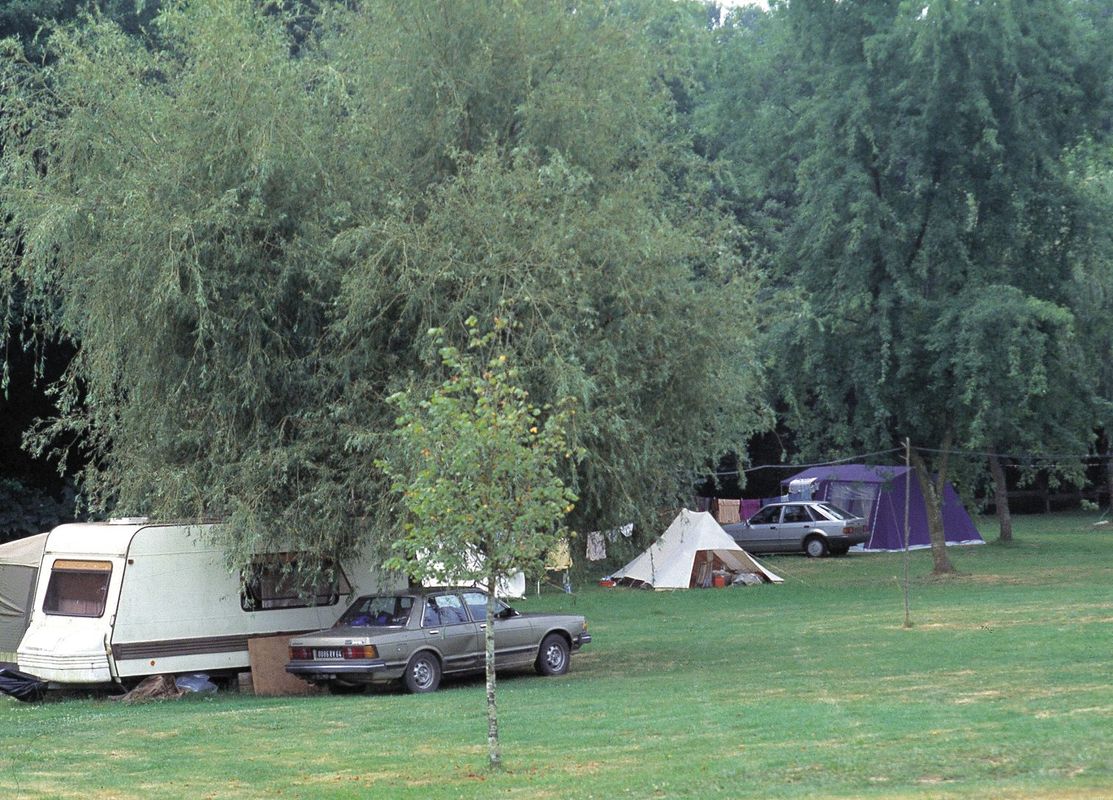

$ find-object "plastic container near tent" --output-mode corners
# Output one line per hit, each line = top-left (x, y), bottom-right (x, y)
(0, 533), (48, 668)
(780, 465), (983, 551)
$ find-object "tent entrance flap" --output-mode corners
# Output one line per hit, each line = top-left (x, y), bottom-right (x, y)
(0, 533), (49, 666)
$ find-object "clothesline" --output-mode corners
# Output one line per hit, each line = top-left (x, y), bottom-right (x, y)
(704, 448), (902, 479)
(702, 444), (1112, 481)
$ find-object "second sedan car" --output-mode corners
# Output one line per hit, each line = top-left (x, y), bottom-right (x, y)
(285, 587), (591, 694)
(722, 501), (868, 557)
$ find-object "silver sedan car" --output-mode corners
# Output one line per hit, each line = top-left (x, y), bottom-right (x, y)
(722, 501), (868, 557)
(286, 587), (591, 694)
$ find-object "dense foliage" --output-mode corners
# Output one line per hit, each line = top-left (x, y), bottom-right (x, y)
(1, 0), (765, 566)
(703, 0), (1113, 562)
(2, 0), (1112, 573)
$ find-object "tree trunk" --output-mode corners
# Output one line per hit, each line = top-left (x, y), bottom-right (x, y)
(910, 439), (956, 575)
(989, 452), (1013, 543)
(1105, 437), (1113, 512)
(485, 575), (501, 771)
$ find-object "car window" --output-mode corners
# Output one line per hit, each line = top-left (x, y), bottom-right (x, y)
(461, 591), (511, 621)
(462, 591), (489, 621)
(749, 506), (781, 525)
(782, 505), (810, 523)
(815, 503), (852, 520)
(422, 593), (469, 627)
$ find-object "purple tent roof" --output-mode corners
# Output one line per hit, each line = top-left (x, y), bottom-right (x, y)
(783, 464), (909, 487)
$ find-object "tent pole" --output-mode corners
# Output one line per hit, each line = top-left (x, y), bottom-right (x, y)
(903, 438), (913, 628)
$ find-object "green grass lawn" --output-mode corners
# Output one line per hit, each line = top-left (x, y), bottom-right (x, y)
(3, 512), (1113, 799)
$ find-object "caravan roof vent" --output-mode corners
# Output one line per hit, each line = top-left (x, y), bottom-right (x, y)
(107, 516), (150, 526)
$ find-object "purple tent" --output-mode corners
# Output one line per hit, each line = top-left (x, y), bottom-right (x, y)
(782, 464), (984, 551)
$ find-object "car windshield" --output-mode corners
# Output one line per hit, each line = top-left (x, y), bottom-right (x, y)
(814, 503), (854, 520)
(336, 595), (414, 627)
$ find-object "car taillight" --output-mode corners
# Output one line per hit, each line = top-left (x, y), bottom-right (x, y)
(343, 645), (378, 659)
(289, 646), (312, 660)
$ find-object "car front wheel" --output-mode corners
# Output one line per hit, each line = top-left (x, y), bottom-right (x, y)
(804, 536), (829, 558)
(535, 633), (570, 676)
(404, 652), (442, 693)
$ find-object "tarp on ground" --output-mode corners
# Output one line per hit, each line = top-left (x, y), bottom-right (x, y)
(0, 533), (48, 667)
(782, 465), (983, 551)
(0, 667), (47, 702)
(611, 510), (783, 590)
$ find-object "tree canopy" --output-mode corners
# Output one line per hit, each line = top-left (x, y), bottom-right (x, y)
(4, 0), (1113, 577)
(1, 0), (766, 565)
(702, 0), (1111, 564)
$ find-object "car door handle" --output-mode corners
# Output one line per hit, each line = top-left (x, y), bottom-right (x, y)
(427, 629), (441, 635)
(479, 624), (486, 629)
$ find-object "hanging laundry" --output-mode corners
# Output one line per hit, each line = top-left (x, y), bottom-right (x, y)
(740, 498), (762, 520)
(586, 531), (607, 561)
(715, 499), (741, 525)
(606, 522), (634, 541)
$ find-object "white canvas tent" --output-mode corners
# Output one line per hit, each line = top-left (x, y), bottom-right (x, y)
(0, 533), (48, 666)
(611, 510), (782, 590)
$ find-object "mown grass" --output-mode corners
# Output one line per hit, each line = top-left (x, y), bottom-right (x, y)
(2, 512), (1113, 799)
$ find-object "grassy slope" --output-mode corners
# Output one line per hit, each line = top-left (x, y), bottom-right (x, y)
(2, 513), (1112, 799)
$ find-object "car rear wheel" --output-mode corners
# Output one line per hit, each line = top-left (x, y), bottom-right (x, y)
(535, 633), (570, 676)
(804, 536), (829, 558)
(404, 651), (442, 693)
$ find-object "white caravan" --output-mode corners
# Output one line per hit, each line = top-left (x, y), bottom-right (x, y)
(17, 519), (401, 686)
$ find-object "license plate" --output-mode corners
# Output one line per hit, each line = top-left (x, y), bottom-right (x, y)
(315, 648), (343, 660)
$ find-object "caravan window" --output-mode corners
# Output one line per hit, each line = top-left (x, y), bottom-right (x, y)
(44, 559), (113, 618)
(240, 554), (351, 611)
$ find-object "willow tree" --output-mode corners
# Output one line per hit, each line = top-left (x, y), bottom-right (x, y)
(1, 0), (766, 570)
(727, 0), (1109, 570)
